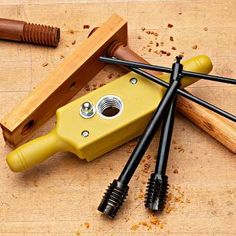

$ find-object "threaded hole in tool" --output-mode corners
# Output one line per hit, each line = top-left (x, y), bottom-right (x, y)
(21, 120), (35, 136)
(96, 95), (123, 119)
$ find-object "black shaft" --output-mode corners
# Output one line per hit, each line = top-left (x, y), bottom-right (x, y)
(118, 59), (183, 185)
(99, 56), (236, 85)
(129, 67), (236, 122)
(155, 98), (177, 174)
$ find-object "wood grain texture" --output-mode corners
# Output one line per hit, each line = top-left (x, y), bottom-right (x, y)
(0, 1), (235, 235)
(0, 14), (127, 147)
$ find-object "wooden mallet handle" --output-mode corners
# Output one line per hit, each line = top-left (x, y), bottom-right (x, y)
(107, 43), (236, 153)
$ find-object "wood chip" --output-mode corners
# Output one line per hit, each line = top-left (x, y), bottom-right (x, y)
(167, 23), (173, 28)
(203, 27), (208, 31)
(69, 29), (74, 34)
(131, 224), (139, 231)
(173, 169), (178, 174)
(42, 62), (48, 67)
(72, 40), (76, 45)
(171, 46), (177, 50)
(170, 36), (174, 41)
(84, 222), (90, 229)
(160, 50), (167, 54)
(192, 44), (198, 49)
(83, 25), (90, 29)
(141, 27), (146, 31)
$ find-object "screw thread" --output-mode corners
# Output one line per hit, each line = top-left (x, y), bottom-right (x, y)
(21, 23), (60, 47)
(98, 179), (129, 218)
(106, 40), (125, 57)
(145, 173), (168, 212)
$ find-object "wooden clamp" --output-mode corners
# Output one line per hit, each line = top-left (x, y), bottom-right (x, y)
(0, 14), (127, 147)
(1, 14), (235, 153)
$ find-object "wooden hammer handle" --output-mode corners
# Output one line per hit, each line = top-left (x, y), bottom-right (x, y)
(107, 43), (236, 153)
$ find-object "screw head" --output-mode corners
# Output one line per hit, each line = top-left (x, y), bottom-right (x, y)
(129, 78), (138, 85)
(81, 130), (89, 137)
(80, 102), (96, 118)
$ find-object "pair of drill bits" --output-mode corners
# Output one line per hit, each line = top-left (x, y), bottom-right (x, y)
(97, 55), (236, 218)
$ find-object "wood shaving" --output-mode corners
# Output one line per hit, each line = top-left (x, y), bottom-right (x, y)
(173, 169), (178, 174)
(84, 222), (90, 229)
(42, 62), (48, 67)
(83, 25), (90, 29)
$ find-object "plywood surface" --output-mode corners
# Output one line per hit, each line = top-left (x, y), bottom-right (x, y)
(0, 1), (235, 235)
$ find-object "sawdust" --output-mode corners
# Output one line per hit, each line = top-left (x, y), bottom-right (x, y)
(131, 214), (166, 231)
(131, 224), (139, 231)
(164, 185), (190, 214)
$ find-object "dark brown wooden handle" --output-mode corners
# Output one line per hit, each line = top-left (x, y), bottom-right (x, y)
(0, 18), (60, 47)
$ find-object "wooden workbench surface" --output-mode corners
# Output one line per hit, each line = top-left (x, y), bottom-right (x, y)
(0, 1), (235, 235)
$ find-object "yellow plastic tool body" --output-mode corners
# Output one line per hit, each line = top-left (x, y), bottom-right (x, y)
(7, 55), (213, 172)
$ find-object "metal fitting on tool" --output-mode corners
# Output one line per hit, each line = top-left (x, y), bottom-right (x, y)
(80, 102), (96, 118)
(0, 18), (60, 47)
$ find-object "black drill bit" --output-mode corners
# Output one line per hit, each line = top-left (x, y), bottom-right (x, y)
(99, 56), (236, 122)
(98, 57), (183, 218)
(145, 97), (177, 212)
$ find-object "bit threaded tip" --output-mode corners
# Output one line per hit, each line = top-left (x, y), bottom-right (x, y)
(98, 179), (129, 218)
(145, 173), (168, 212)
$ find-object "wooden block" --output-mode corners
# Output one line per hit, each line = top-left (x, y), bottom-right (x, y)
(0, 14), (128, 147)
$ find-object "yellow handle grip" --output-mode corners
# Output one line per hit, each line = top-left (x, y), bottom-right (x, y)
(6, 129), (66, 172)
